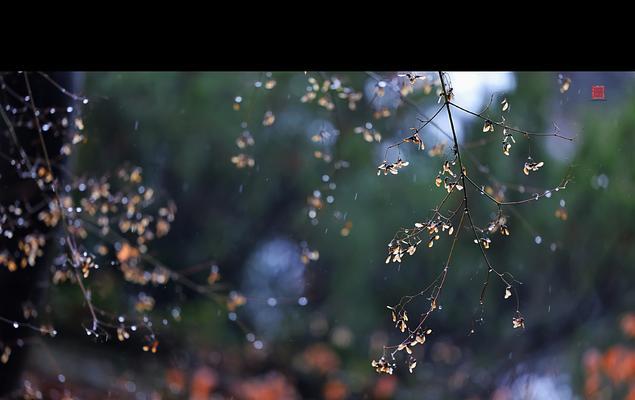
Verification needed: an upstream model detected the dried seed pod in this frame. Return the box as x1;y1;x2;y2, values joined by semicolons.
483;120;494;133
512;316;525;329
523;159;545;175
501;98;509;112
408;359;417;373
504;287;512;299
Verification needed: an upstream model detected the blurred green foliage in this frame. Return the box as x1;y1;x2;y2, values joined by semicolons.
32;72;635;399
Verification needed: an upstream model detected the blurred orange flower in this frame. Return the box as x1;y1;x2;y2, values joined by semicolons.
233;372;298;400
302;343;340;375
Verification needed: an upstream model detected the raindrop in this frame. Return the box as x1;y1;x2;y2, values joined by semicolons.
534;236;542;245
267;297;278;307
298;297;308;306
13;322;19;329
